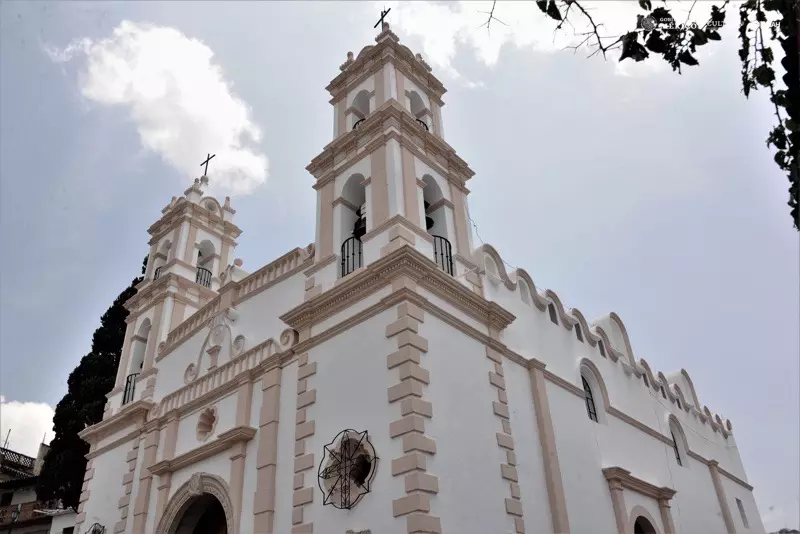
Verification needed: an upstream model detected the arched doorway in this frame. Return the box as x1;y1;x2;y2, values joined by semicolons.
174;494;227;534
156;473;235;534
633;515;657;534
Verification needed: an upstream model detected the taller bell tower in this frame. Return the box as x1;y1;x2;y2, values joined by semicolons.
304;22;482;297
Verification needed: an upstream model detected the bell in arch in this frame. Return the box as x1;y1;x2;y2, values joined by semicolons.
423;201;434;231
352;203;367;240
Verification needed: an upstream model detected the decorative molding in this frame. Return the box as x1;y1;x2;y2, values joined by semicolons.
79;400;153;444
292;350;317;532
154;473;235;534
280;245;514;335
602;467;676;501
149;426;256;476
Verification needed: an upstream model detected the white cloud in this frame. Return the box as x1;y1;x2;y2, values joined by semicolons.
0;395;55;457
44;21;267;196
383;1;713;82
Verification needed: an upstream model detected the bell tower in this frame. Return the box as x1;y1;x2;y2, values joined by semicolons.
305;22;481;297
106;175;242;417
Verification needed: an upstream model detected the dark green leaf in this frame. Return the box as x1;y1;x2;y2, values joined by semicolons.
546;0;562;21
620;32;650;62
536;0;548;14
678;50;699;65
767;125;787;150
760;47;774;63
753;64;775;86
645;31;669;54
691;28;709;46
638;0;652;10
755;9;766;21
706;30;722;40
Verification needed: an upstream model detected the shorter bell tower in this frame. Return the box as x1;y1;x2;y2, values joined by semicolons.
106;175;242;418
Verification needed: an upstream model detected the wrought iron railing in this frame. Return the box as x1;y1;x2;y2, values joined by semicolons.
122;373;139;406
432;235;454;276
341;237;362;278
196;267;212;288
352;118;365;131
153;266;162;280
416;118;429;131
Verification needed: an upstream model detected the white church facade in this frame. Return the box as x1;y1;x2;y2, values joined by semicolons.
75;23;764;534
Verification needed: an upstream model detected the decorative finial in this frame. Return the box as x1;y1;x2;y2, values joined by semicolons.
347;51;354;61
224;196;231;209
200;153;215;178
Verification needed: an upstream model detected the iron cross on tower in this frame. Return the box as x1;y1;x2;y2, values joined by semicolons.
374;7;391;29
200;153;216;177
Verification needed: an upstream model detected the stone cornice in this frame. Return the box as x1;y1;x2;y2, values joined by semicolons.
279;245;515;333
603;467;676;501
125;272;216;315
148;200;242;242
149;426;257;476
78;399;154;444
326;33;446;104
306;101;474;186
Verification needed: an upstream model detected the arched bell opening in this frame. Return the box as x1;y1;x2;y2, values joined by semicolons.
408;90;431;132
351;90;371;131
338;173;367;278
152;239;171;280
421;175;453;275
196;240;216;289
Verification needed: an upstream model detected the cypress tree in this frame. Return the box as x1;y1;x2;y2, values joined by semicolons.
36;257;146;509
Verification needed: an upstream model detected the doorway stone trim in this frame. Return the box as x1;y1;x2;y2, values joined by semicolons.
156;472;235;534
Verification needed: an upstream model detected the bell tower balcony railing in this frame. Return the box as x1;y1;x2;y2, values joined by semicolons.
196;267;212;288
353;118;365;131
153;266;163;281
122;373;139;406
432;235;454;276
341;237;363;278
416;118;429;131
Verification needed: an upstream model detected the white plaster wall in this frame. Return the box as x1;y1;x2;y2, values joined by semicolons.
385;63;397;101
312;286;392;336
303;309;406;534
48;511;76;534
669;455;728;534
482;264;748;483
386;138;404;218
271;360;298;534
173;391;237;459
547;382;620;534
81;445;128;532
123;440;145;534
423;314;514;534
362;229;390;267
723;476;766;534
504;362;553;534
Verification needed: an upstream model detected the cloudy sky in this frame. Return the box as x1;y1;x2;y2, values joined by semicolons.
0;0;796;529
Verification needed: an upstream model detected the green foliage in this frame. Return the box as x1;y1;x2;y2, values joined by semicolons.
36;260;145;510
492;0;800;229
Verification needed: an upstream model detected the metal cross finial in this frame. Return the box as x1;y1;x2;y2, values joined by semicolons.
200;153;216;177
374;7;391;29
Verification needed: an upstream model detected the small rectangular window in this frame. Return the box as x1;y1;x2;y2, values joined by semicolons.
0;493;12;506
62;528;75;534
661;386;667;399
598;341;605;357
643;373;649;387
575;324;583;342
736;498;749;528
548;304;558;325
676;397;682;409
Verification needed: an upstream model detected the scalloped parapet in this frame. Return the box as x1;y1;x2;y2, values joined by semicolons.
475;242;734;437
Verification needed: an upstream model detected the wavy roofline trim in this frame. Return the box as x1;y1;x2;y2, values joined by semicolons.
473;243;733;436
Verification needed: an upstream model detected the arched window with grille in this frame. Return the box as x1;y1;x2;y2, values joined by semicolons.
669;417;688;467
582;375;598;422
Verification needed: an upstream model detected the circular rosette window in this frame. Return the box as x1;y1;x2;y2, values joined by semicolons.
317;429;378;509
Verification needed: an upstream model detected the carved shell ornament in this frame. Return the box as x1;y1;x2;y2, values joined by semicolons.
196;406;218;441
184;308;246;384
